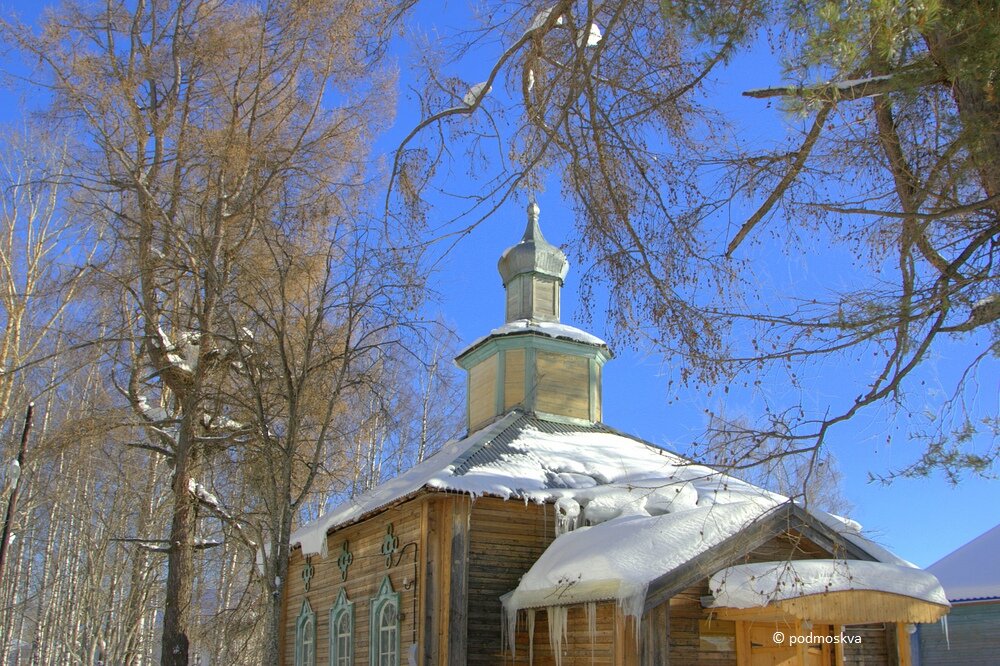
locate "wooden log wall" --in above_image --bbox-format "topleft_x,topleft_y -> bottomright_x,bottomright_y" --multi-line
282,499 -> 425,666
465,496 -> 552,664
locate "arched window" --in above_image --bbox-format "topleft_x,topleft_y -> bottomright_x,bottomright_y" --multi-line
329,588 -> 353,666
369,576 -> 400,666
294,599 -> 316,666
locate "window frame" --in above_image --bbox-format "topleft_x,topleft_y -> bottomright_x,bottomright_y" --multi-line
329,588 -> 354,666
369,576 -> 401,666
294,598 -> 316,666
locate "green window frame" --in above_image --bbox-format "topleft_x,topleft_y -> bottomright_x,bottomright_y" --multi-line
294,599 -> 316,666
329,588 -> 354,666
369,576 -> 401,666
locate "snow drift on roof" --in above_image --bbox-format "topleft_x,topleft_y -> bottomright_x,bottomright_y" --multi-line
709,559 -> 949,609
504,501 -> 782,612
460,319 -> 608,356
927,522 -> 1000,601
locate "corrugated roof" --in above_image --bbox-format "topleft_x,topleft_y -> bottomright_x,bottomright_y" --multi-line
451,413 -> 616,476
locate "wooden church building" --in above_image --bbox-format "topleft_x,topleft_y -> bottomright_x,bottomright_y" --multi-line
280,204 -> 949,665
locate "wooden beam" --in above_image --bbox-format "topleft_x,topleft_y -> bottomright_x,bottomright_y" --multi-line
639,602 -> 669,666
447,497 -> 471,664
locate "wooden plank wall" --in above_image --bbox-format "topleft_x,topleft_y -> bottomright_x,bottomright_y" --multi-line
664,528 -> 903,666
468,354 -> 498,430
505,603 -> 621,665
504,349 -> 526,410
842,624 -> 890,664
918,601 -> 1000,665
465,497 -> 552,664
535,351 -> 589,420
282,500 -> 425,666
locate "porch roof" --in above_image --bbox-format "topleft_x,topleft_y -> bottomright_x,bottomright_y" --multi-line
708,559 -> 950,624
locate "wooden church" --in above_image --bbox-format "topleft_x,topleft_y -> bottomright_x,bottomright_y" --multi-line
280,204 -> 949,665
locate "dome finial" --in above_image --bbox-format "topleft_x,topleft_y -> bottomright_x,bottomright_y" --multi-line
524,201 -> 543,242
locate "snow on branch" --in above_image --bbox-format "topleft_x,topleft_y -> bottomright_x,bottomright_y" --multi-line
463,82 -> 491,107
743,62 -> 942,102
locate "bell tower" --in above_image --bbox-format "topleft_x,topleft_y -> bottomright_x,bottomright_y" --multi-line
456,203 -> 611,432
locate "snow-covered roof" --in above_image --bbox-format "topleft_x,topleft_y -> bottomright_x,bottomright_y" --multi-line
458,319 -> 609,358
709,560 -> 949,609
502,501 -> 782,613
291,410 -> 761,555
292,408 -> 925,625
927,523 -> 1000,602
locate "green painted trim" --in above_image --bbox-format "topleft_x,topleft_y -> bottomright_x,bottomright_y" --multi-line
329,589 -> 354,666
457,331 -> 610,367
464,369 -> 471,432
369,576 -> 401,666
524,346 -> 537,410
295,598 -> 316,666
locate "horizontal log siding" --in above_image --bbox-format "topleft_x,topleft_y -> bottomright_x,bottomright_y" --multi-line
283,501 -> 424,666
466,497 -> 553,664
508,603 -> 620,665
843,623 -> 890,664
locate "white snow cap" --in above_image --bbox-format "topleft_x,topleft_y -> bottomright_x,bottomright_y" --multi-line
462,319 -> 608,353
463,82 -> 491,107
709,559 -> 949,608
577,22 -> 602,47
528,6 -> 565,33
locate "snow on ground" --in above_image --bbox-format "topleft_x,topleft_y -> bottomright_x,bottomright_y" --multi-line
709,559 -> 949,608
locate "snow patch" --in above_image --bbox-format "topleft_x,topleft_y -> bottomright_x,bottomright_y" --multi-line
463,82 -> 491,107
577,22 -> 602,47
463,319 -> 608,353
709,559 -> 949,608
188,478 -> 220,509
527,6 -> 564,33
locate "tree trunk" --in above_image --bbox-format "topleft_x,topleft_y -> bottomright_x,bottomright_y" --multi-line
161,418 -> 199,666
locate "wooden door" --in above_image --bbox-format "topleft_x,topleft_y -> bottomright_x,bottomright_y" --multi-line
738,621 -> 834,666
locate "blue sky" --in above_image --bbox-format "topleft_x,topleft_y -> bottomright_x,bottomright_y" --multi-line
0,0 -> 995,568
382,2 -> 998,568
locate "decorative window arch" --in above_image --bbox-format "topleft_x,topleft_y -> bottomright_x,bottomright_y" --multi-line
294,599 -> 316,666
369,576 -> 401,666
329,588 -> 354,666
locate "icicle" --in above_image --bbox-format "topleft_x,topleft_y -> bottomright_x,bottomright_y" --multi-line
503,603 -> 518,657
941,614 -> 950,650
527,608 -> 536,665
547,606 -> 568,666
555,497 -> 581,536
615,583 -> 648,648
